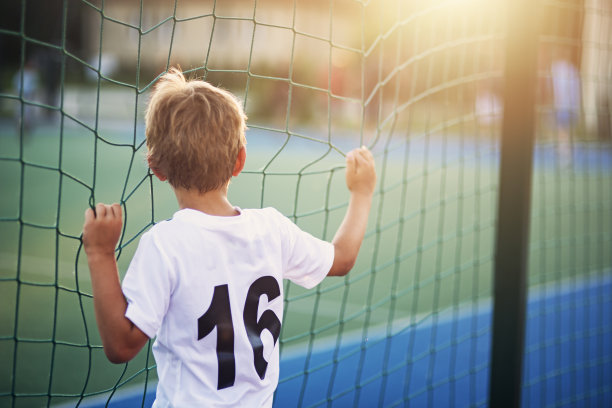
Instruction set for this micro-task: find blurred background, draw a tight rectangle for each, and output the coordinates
[0,0,607,138]
[0,0,610,407]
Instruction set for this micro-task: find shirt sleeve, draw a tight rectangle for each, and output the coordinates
[276,210,335,289]
[122,229,174,339]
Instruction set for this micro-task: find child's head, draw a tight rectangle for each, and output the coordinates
[145,67,247,192]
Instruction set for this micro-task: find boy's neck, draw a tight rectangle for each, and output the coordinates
[173,185,239,217]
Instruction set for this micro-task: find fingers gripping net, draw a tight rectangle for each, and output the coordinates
[0,0,611,407]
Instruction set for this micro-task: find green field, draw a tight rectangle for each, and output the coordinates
[1,121,611,407]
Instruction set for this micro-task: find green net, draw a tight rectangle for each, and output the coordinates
[522,0,612,406]
[0,0,610,407]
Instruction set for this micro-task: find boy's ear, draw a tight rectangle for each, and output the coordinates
[232,146,246,177]
[147,155,167,181]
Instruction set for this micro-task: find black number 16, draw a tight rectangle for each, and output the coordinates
[197,276,282,390]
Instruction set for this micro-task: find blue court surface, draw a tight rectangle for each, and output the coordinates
[79,274,611,407]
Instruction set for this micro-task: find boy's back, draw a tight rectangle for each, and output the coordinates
[123,207,333,406]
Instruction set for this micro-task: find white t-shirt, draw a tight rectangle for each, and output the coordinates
[551,59,580,112]
[122,207,334,408]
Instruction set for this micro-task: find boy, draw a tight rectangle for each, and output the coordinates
[82,68,376,407]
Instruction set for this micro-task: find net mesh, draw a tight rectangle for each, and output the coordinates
[0,0,610,407]
[522,0,612,406]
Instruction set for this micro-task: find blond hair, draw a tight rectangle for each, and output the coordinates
[145,68,247,192]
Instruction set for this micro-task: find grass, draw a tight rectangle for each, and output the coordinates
[0,119,610,407]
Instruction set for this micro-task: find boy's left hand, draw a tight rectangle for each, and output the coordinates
[83,203,123,257]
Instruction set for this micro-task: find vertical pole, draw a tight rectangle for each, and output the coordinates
[489,0,539,407]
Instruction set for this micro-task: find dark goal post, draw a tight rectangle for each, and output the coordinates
[489,0,539,406]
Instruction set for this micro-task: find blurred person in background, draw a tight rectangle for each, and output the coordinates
[550,50,581,167]
[12,58,40,136]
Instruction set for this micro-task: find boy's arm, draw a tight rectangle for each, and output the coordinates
[82,203,149,364]
[328,147,376,276]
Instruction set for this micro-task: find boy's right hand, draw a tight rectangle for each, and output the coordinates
[328,147,376,277]
[82,203,123,257]
[345,146,376,197]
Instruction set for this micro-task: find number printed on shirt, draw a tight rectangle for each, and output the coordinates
[197,276,282,390]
